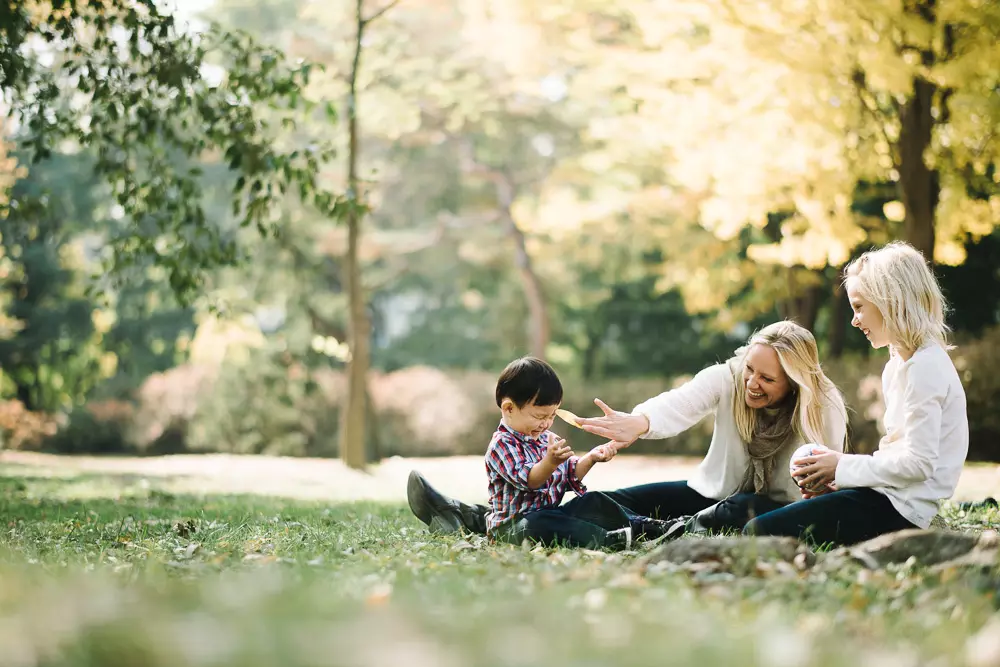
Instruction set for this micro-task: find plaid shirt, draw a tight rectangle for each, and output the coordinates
[484,422,587,533]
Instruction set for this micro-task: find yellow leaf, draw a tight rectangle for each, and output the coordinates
[556,409,584,429]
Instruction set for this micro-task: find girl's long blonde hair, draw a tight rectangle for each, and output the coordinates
[844,242,950,355]
[731,320,847,450]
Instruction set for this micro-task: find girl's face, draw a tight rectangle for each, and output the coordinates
[742,344,793,409]
[846,276,890,349]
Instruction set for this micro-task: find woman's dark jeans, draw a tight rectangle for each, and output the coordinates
[491,480,790,547]
[604,480,786,533]
[743,488,917,547]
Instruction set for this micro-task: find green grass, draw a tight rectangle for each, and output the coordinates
[0,471,998,667]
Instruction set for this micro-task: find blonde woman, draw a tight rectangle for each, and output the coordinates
[407,320,849,536]
[574,320,848,530]
[746,243,969,545]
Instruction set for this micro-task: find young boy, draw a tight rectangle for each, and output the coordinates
[487,356,671,550]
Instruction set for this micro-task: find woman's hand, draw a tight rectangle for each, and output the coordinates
[792,451,843,496]
[576,399,649,447]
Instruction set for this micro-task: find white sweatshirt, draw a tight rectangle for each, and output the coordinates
[631,362,846,504]
[835,344,969,528]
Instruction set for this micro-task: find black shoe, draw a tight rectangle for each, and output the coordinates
[632,517,688,541]
[631,518,670,540]
[406,470,466,535]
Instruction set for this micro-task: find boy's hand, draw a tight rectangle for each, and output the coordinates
[544,435,574,466]
[588,443,618,463]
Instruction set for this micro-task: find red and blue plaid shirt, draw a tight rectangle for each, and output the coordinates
[484,422,587,533]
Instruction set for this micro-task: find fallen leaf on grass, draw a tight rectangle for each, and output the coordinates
[366,583,393,607]
[243,554,277,564]
[173,519,197,538]
[244,538,275,555]
[608,572,647,589]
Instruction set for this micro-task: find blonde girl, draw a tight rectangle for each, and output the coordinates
[745,242,969,545]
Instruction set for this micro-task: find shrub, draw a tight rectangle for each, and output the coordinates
[950,327,1000,461]
[186,351,337,457]
[131,364,215,454]
[41,400,134,455]
[0,400,58,450]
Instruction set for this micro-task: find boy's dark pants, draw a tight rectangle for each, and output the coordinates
[492,491,640,549]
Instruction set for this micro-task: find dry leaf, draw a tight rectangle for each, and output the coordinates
[556,409,584,429]
[366,583,393,607]
[173,519,197,538]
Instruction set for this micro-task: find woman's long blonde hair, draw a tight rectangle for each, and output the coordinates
[730,320,847,450]
[844,242,950,355]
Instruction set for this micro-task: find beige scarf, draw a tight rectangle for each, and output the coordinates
[741,405,796,494]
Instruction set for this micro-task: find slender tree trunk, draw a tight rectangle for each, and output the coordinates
[582,328,601,380]
[504,212,549,359]
[897,76,938,262]
[780,270,824,333]
[828,273,849,358]
[339,0,370,470]
[495,176,549,359]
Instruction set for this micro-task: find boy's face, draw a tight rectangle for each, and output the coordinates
[501,399,560,438]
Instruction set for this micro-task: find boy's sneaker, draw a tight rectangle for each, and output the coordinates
[406,470,490,535]
[407,471,463,534]
[639,520,689,551]
[605,526,633,551]
[632,517,682,540]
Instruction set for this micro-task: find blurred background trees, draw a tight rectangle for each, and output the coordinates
[1,0,998,462]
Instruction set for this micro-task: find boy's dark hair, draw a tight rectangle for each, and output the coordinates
[495,357,563,408]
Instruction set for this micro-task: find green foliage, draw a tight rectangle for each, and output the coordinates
[186,348,338,457]
[0,157,106,411]
[0,149,199,411]
[1,0,341,302]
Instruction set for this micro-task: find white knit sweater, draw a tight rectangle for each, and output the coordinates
[631,362,846,504]
[835,344,968,528]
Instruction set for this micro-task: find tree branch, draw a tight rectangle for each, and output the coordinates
[851,68,899,168]
[362,0,402,28]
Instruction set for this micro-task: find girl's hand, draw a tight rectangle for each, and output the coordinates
[576,399,649,446]
[793,451,843,495]
[801,482,838,500]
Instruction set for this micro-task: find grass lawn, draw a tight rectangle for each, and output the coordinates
[1,467,999,667]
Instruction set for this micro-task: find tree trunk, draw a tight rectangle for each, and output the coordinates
[339,0,370,470]
[365,378,380,463]
[780,270,824,333]
[897,76,938,262]
[495,176,549,359]
[582,328,601,380]
[828,274,848,358]
[505,212,549,359]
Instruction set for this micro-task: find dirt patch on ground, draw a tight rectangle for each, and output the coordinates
[2,451,999,505]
